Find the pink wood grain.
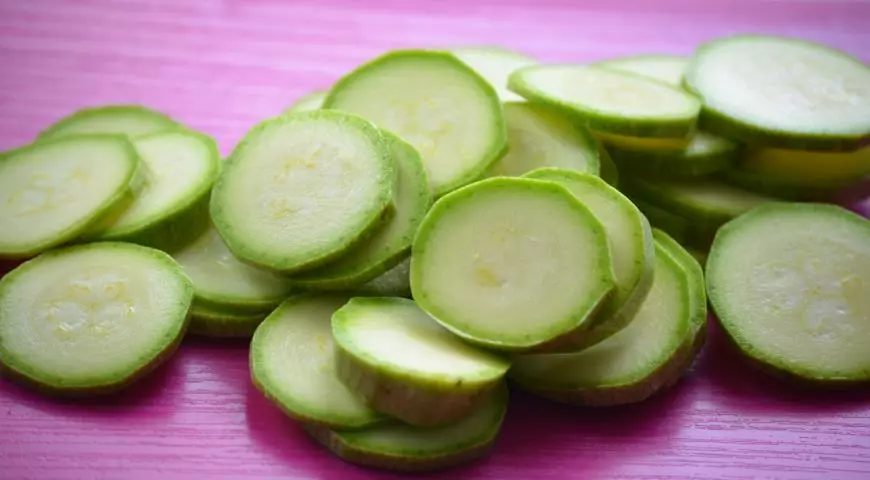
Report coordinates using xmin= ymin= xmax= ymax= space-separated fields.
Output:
xmin=2 ymin=1 xmax=870 ymax=479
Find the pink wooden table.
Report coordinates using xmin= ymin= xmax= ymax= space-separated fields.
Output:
xmin=2 ymin=1 xmax=870 ymax=478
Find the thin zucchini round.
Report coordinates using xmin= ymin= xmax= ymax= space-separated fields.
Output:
xmin=486 ymin=102 xmax=600 ymax=178
xmin=685 ymin=35 xmax=870 ymax=151
xmin=289 ymin=133 xmax=431 ymax=290
xmin=508 ymin=64 xmax=701 ymax=138
xmin=83 ymin=130 xmax=220 ymax=252
xmin=39 ymin=105 xmax=181 ymax=140
xmin=324 ymin=50 xmax=507 ymax=196
xmin=524 ymin=168 xmax=654 ymax=350
xmin=354 ymin=257 xmax=412 ymax=298
xmin=285 ymin=90 xmax=326 ymax=113
xmin=0 ymin=135 xmax=141 ymax=259
xmin=0 ymin=242 xmax=192 ymax=395
xmin=607 ymin=130 xmax=739 ymax=179
xmin=596 ymin=54 xmax=688 ymax=87
xmin=411 ymin=177 xmax=615 ymax=352
xmin=187 ymin=302 xmax=267 ymax=338
xmin=250 ymin=295 xmax=385 ymax=429
xmin=451 ymin=46 xmax=537 ymax=102
xmin=509 ymin=239 xmax=697 ymax=405
xmin=332 ymin=297 xmax=510 ymax=426
xmin=305 ymin=384 xmax=508 ymax=473
xmin=210 ymin=110 xmax=396 ymax=274
xmin=707 ymin=203 xmax=870 ymax=385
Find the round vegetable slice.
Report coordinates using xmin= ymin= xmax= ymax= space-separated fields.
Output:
xmin=332 ymin=297 xmax=510 ymax=426
xmin=632 ymin=198 xmax=691 ymax=245
xmin=684 ymin=35 xmax=870 ymax=151
xmin=305 ymin=384 xmax=507 ymax=473
xmin=84 ymin=130 xmax=220 ymax=252
xmin=451 ymin=46 xmax=537 ymax=102
xmin=598 ymin=145 xmax=620 ymax=187
xmin=524 ymin=168 xmax=654 ymax=350
xmin=355 ymin=257 xmax=412 ymax=298
xmin=621 ymin=177 xmax=778 ymax=233
xmin=0 ymin=242 xmax=193 ymax=395
xmin=250 ymin=295 xmax=385 ymax=429
xmin=509 ymin=240 xmax=694 ymax=405
xmin=39 ymin=105 xmax=181 ymax=140
xmin=323 ymin=50 xmax=507 ymax=196
xmin=607 ymin=130 xmax=739 ymax=178
xmin=653 ymin=229 xmax=708 ymax=340
xmin=707 ymin=203 xmax=870 ymax=384
xmin=596 ymin=54 xmax=688 ymax=87
xmin=485 ymin=102 xmax=600 ymax=178
xmin=411 ymin=177 xmax=615 ymax=352
xmin=210 ymin=110 xmax=395 ymax=274
xmin=285 ymin=90 xmax=326 ymax=113
xmin=0 ymin=134 xmax=141 ymax=259
xmin=187 ymin=302 xmax=267 ymax=338
xmin=289 ymin=133 xmax=431 ymax=290
xmin=508 ymin=64 xmax=702 ymax=138
xmin=173 ymin=223 xmax=295 ymax=313
xmin=721 ymin=169 xmax=837 ymax=201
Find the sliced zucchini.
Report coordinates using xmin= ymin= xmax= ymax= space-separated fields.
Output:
xmin=411 ymin=177 xmax=615 ymax=352
xmin=0 ymin=242 xmax=192 ymax=395
xmin=607 ymin=130 xmax=739 ymax=178
xmin=39 ymin=105 xmax=181 ymax=140
xmin=210 ymin=110 xmax=395 ymax=274
xmin=84 ymin=130 xmax=220 ymax=252
xmin=622 ymin=177 xmax=778 ymax=233
xmin=632 ymin=198 xmax=691 ymax=244
xmin=524 ymin=168 xmax=654 ymax=350
xmin=286 ymin=90 xmax=326 ymax=113
xmin=721 ymin=168 xmax=837 ymax=201
xmin=451 ymin=46 xmax=537 ymax=102
xmin=0 ymin=135 xmax=141 ymax=259
xmin=653 ymin=229 xmax=708 ymax=338
xmin=332 ymin=297 xmax=510 ymax=426
xmin=509 ymin=240 xmax=694 ymax=405
xmin=684 ymin=35 xmax=870 ymax=151
xmin=250 ymin=295 xmax=385 ymax=429
xmin=707 ymin=203 xmax=870 ymax=384
xmin=173 ymin=223 xmax=295 ymax=313
xmin=305 ymin=384 xmax=507 ymax=473
xmin=485 ymin=102 xmax=600 ymax=178
xmin=187 ymin=302 xmax=267 ymax=338
xmin=596 ymin=54 xmax=688 ymax=87
xmin=598 ymin=145 xmax=620 ymax=187
xmin=355 ymin=257 xmax=412 ymax=298
xmin=508 ymin=65 xmax=702 ymax=138
xmin=289 ymin=133 xmax=431 ymax=290
xmin=324 ymin=50 xmax=507 ymax=196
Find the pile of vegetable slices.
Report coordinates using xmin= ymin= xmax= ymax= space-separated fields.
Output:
xmin=1 ymin=34 xmax=869 ymax=472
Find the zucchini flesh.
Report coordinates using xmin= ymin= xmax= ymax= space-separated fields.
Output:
xmin=355 ymin=257 xmax=412 ymax=298
xmin=324 ymin=50 xmax=507 ymax=196
xmin=707 ymin=203 xmax=870 ymax=384
xmin=452 ymin=46 xmax=537 ymax=102
xmin=286 ymin=91 xmax=326 ymax=113
xmin=187 ymin=302 xmax=267 ymax=338
xmin=486 ymin=102 xmax=600 ymax=178
xmin=39 ymin=105 xmax=181 ymax=140
xmin=0 ymin=242 xmax=192 ymax=394
xmin=411 ymin=177 xmax=615 ymax=352
xmin=0 ymin=135 xmax=140 ymax=259
xmin=596 ymin=54 xmax=688 ymax=87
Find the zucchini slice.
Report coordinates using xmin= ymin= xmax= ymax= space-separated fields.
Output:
xmin=486 ymin=102 xmax=600 ymax=178
xmin=607 ymin=130 xmax=739 ymax=178
xmin=0 ymin=135 xmax=141 ymax=259
xmin=210 ymin=110 xmax=395 ymax=274
xmin=187 ymin=302 xmax=267 ymax=338
xmin=721 ymin=169 xmax=838 ymax=201
xmin=524 ymin=168 xmax=654 ymax=350
xmin=332 ymin=297 xmax=510 ymax=426
xmin=451 ymin=46 xmax=537 ymax=102
xmin=84 ymin=130 xmax=220 ymax=252
xmin=509 ymin=239 xmax=696 ymax=405
xmin=286 ymin=90 xmax=326 ymax=113
xmin=324 ymin=50 xmax=507 ymax=196
xmin=707 ymin=203 xmax=870 ymax=385
xmin=508 ymin=64 xmax=701 ymax=138
xmin=250 ymin=295 xmax=385 ymax=429
xmin=173 ymin=222 xmax=295 ymax=314
xmin=355 ymin=257 xmax=412 ymax=298
xmin=411 ymin=177 xmax=615 ymax=352
xmin=0 ymin=242 xmax=192 ymax=395
xmin=305 ymin=384 xmax=508 ymax=473
xmin=685 ymin=35 xmax=870 ymax=151
xmin=39 ymin=105 xmax=181 ymax=140
xmin=596 ymin=54 xmax=688 ymax=87
xmin=289 ymin=133 xmax=431 ymax=290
